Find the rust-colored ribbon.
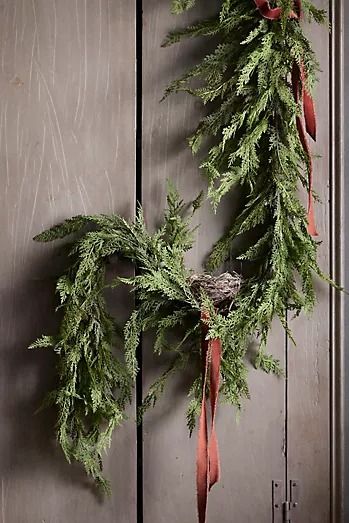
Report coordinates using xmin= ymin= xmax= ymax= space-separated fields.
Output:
xmin=254 ymin=0 xmax=318 ymax=236
xmin=253 ymin=0 xmax=299 ymax=19
xmin=197 ymin=311 xmax=222 ymax=523
xmin=291 ymin=62 xmax=318 ymax=235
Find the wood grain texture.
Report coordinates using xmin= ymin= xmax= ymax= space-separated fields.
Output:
xmin=0 ymin=1 xmax=136 ymax=521
xmin=0 ymin=1 xmax=336 ymax=521
xmin=287 ymin=1 xmax=331 ymax=521
xmin=142 ymin=2 xmax=286 ymax=521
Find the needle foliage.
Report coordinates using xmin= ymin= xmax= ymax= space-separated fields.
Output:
xmin=29 ymin=0 xmax=334 ymax=494
xmin=30 ymin=186 xmax=268 ymax=491
xmin=165 ymin=0 xmax=331 ymax=356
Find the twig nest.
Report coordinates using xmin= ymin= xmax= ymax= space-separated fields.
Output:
xmin=188 ymin=271 xmax=242 ymax=311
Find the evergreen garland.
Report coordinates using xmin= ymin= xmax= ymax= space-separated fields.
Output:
xmin=29 ymin=0 xmax=336 ymax=496
xmin=31 ymin=186 xmax=263 ymax=490
xmin=29 ymin=214 xmax=133 ymax=492
xmin=164 ymin=0 xmax=331 ymax=354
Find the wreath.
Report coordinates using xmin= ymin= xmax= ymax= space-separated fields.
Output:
xmin=30 ymin=2 xmax=333 ymax=522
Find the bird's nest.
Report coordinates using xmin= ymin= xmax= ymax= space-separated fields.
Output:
xmin=188 ymin=271 xmax=242 ymax=313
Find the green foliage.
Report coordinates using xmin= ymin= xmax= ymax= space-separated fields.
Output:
xmin=254 ymin=350 xmax=284 ymax=376
xmin=31 ymin=186 xmax=279 ymax=491
xmin=29 ymin=1 xmax=332 ymax=494
xmin=171 ymin=0 xmax=196 ymax=14
xmin=165 ymin=0 xmax=330 ymax=373
xmin=28 ymin=189 xmax=206 ymax=490
xmin=31 ymin=218 xmax=132 ymax=492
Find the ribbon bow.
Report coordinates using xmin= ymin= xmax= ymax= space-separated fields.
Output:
xmin=254 ymin=0 xmax=301 ymax=19
xmin=254 ymin=0 xmax=318 ymax=236
xmin=196 ymin=311 xmax=222 ymax=523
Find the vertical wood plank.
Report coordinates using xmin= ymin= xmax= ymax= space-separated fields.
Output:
xmin=341 ymin=0 xmax=349 ymax=520
xmin=0 ymin=1 xmax=136 ymax=521
xmin=142 ymin=3 xmax=286 ymax=521
xmin=287 ymin=1 xmax=331 ymax=521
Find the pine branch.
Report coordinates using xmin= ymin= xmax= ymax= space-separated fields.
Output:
xmin=165 ymin=1 xmax=332 ymax=403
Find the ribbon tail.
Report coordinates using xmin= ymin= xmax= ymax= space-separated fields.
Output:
xmin=296 ymin=116 xmax=318 ymax=237
xmin=300 ymin=63 xmax=316 ymax=141
xmin=197 ymin=394 xmax=209 ymax=523
xmin=297 ymin=61 xmax=318 ymax=234
xmin=197 ymin=314 xmax=222 ymax=522
xmin=296 ymin=116 xmax=308 ymax=155
xmin=307 ymin=199 xmax=318 ymax=237
xmin=197 ymin=320 xmax=210 ymax=523
xmin=208 ymin=338 xmax=222 ymax=490
xmin=208 ymin=431 xmax=220 ymax=490
xmin=293 ymin=62 xmax=316 ymax=142
xmin=303 ymin=89 xmax=316 ymax=141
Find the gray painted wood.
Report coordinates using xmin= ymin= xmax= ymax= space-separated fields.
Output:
xmin=0 ymin=1 xmax=136 ymax=521
xmin=287 ymin=1 xmax=331 ymax=521
xmin=0 ymin=1 xmax=338 ymax=522
xmin=142 ymin=3 xmax=285 ymax=522
xmin=330 ymin=2 xmax=345 ymax=517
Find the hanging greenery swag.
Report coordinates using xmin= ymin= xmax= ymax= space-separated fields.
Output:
xmin=30 ymin=186 xmax=251 ymax=492
xmin=29 ymin=1 xmax=334 ymax=521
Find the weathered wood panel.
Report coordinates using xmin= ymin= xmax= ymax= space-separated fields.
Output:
xmin=142 ymin=3 xmax=286 ymax=522
xmin=0 ymin=0 xmax=337 ymax=521
xmin=287 ymin=1 xmax=331 ymax=521
xmin=342 ymin=0 xmax=349 ymax=521
xmin=0 ymin=1 xmax=136 ymax=521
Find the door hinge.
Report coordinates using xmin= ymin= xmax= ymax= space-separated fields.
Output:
xmin=272 ymin=480 xmax=299 ymax=523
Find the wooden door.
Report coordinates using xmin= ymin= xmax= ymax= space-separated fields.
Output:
xmin=141 ymin=3 xmax=286 ymax=522
xmin=0 ymin=1 xmax=344 ymax=522
xmin=0 ymin=1 xmax=136 ymax=521
xmin=142 ymin=1 xmax=341 ymax=523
